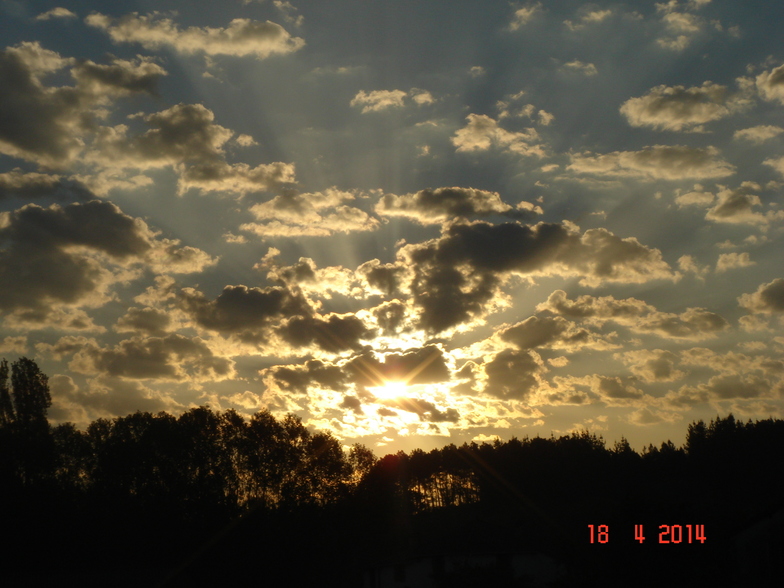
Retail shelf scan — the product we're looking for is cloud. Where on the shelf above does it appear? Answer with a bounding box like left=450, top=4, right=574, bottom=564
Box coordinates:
left=0, top=169, right=92, bottom=200
left=0, top=200, right=214, bottom=329
left=675, top=184, right=714, bottom=207
left=755, top=64, right=784, bottom=105
left=396, top=220, right=675, bottom=332
left=561, top=60, right=598, bottom=76
left=350, top=88, right=434, bottom=113
left=497, top=316, right=614, bottom=351
left=89, top=103, right=232, bottom=170
left=0, top=42, right=165, bottom=168
left=764, top=156, right=784, bottom=178
left=452, top=114, right=545, bottom=157
left=734, top=125, right=784, bottom=143
left=177, top=161, right=296, bottom=195
left=176, top=283, right=312, bottom=346
left=240, top=188, right=380, bottom=238
left=86, top=13, right=305, bottom=59
left=739, top=278, right=784, bottom=314
left=45, top=334, right=234, bottom=382
left=48, top=374, right=182, bottom=424
left=276, top=313, right=373, bottom=353
left=655, top=2, right=706, bottom=51
left=35, top=7, right=77, bottom=21
left=0, top=335, right=27, bottom=354
left=564, top=9, right=612, bottom=31
left=115, top=307, right=172, bottom=336
left=481, top=349, right=545, bottom=400
left=538, top=290, right=728, bottom=340
left=615, top=349, right=685, bottom=382
left=509, top=3, right=543, bottom=30
left=375, top=187, right=542, bottom=224
left=716, top=252, right=755, bottom=273
left=705, top=185, right=784, bottom=226
left=620, top=82, right=742, bottom=131
left=568, top=145, right=735, bottom=180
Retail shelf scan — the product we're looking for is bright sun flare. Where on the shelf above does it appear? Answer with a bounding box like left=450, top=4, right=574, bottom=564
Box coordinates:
left=373, top=380, right=408, bottom=399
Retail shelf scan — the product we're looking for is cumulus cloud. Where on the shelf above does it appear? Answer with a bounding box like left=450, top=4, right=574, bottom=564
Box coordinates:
left=42, top=334, right=234, bottom=382
left=177, top=161, right=296, bottom=195
left=705, top=185, right=784, bottom=226
left=350, top=88, right=434, bottom=113
left=716, top=252, right=755, bottom=273
left=0, top=169, right=92, bottom=200
left=35, top=7, right=77, bottom=21
left=115, top=307, right=172, bottom=336
left=481, top=349, right=545, bottom=400
left=240, top=188, right=380, bottom=238
left=561, top=60, right=598, bottom=76
left=498, top=315, right=615, bottom=351
left=509, top=3, right=542, bottom=30
left=375, top=187, right=542, bottom=224
left=564, top=9, right=612, bottom=31
left=0, top=42, right=165, bottom=167
left=755, top=64, right=784, bottom=105
left=0, top=200, right=214, bottom=329
left=86, top=12, right=304, bottom=59
left=675, top=184, right=714, bottom=207
left=764, top=156, right=784, bottom=178
left=734, top=125, right=784, bottom=143
left=392, top=220, right=675, bottom=332
left=176, top=283, right=312, bottom=346
left=48, top=374, right=182, bottom=425
left=739, top=279, right=784, bottom=314
left=615, top=349, right=685, bottom=382
left=568, top=145, right=735, bottom=180
left=452, top=114, right=545, bottom=157
left=620, top=82, right=744, bottom=131
left=655, top=2, right=705, bottom=51
left=538, top=290, right=728, bottom=340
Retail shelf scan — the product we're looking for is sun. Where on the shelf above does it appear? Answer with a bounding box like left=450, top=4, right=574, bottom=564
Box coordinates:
left=372, top=380, right=408, bottom=399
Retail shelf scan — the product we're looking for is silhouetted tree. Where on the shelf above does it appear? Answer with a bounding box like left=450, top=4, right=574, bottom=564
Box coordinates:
left=0, top=359, right=14, bottom=427
left=9, top=357, right=51, bottom=430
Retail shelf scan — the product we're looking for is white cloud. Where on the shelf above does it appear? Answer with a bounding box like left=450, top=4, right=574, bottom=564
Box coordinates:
left=509, top=3, right=542, bottom=30
left=568, top=145, right=734, bottom=180
left=86, top=13, right=305, bottom=58
left=452, top=114, right=544, bottom=157
left=734, top=125, right=784, bottom=143
left=620, top=82, right=743, bottom=131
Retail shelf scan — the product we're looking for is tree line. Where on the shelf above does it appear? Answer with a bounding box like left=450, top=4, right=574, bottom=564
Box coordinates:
left=2, top=357, right=782, bottom=586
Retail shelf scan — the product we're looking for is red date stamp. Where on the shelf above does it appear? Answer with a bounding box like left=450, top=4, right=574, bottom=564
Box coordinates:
left=588, top=524, right=706, bottom=544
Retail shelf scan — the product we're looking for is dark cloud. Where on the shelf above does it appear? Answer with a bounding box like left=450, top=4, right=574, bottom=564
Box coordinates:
left=739, top=278, right=784, bottom=314
left=482, top=349, right=543, bottom=400
left=48, top=334, right=234, bottom=382
left=498, top=316, right=594, bottom=350
left=0, top=42, right=164, bottom=167
left=615, top=349, right=685, bottom=383
left=265, top=359, right=347, bottom=396
left=0, top=200, right=212, bottom=327
left=375, top=186, right=541, bottom=224
left=177, top=284, right=312, bottom=344
left=398, top=220, right=673, bottom=332
left=115, top=307, right=172, bottom=336
left=538, top=290, right=728, bottom=340
left=277, top=313, right=372, bottom=353
left=371, top=300, right=409, bottom=335
left=0, top=170, right=93, bottom=200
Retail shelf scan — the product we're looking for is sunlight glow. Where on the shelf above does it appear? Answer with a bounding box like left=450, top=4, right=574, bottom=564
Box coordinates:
left=371, top=380, right=409, bottom=399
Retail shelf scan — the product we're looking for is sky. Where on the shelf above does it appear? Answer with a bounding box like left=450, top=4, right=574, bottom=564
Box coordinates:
left=1, top=0, right=784, bottom=454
